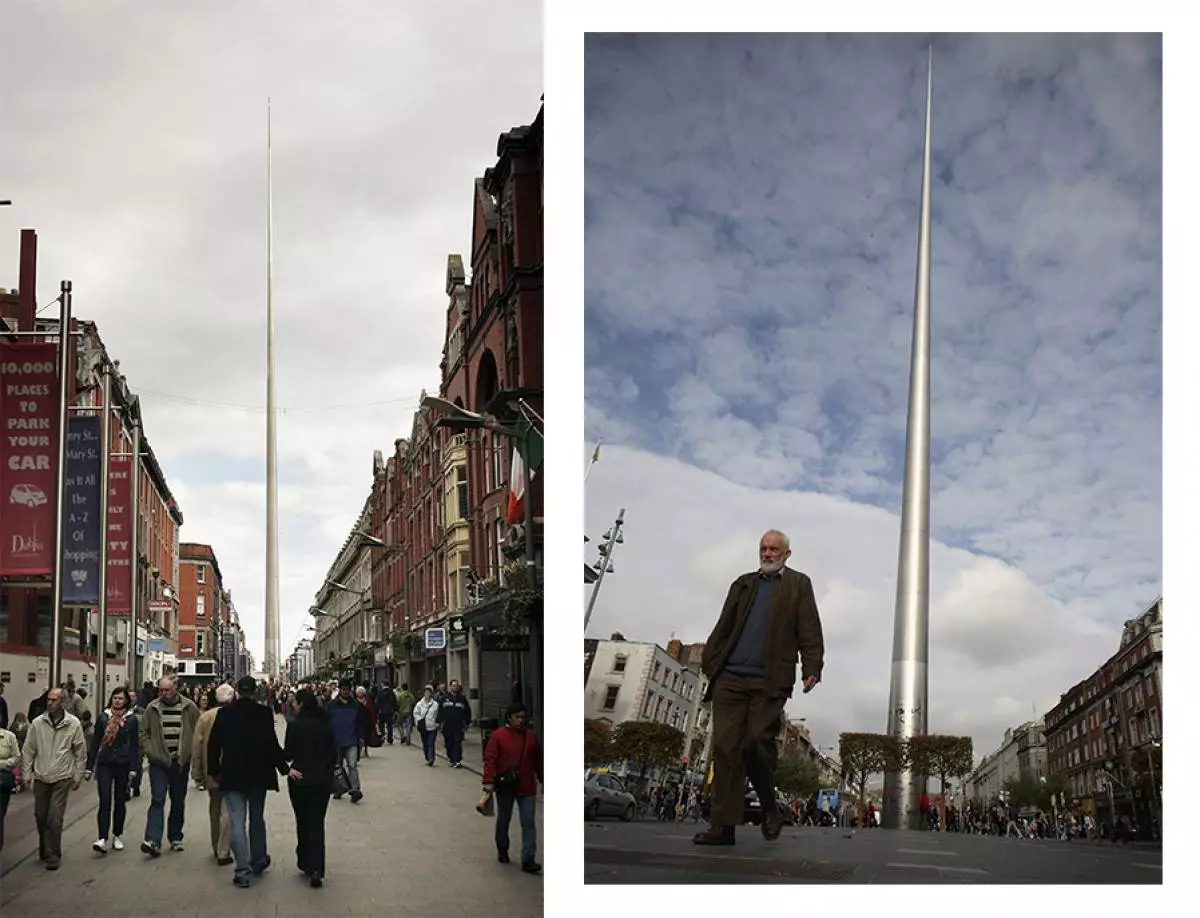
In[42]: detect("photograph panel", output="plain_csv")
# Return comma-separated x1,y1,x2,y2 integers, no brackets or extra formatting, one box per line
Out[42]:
581,31,1162,886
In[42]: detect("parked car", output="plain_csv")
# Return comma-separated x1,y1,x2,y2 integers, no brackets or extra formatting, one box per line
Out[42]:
585,772,637,822
743,788,796,826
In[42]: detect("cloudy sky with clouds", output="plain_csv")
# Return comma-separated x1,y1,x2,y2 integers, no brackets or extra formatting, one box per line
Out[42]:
2,1,542,667
583,33,1161,761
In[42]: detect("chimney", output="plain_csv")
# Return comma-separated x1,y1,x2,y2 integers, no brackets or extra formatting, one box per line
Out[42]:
666,639,682,661
18,228,37,330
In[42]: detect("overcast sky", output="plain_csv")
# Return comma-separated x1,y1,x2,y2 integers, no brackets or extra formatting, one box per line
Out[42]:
1,0,542,667
583,33,1161,762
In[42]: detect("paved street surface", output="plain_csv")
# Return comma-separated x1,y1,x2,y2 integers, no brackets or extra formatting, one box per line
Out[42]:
2,720,542,917
585,821,1162,884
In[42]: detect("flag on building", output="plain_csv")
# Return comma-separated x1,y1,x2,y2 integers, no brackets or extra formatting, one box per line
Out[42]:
507,422,544,524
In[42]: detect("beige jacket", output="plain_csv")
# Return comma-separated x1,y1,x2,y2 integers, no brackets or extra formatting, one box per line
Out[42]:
191,706,222,790
0,728,19,770
21,711,87,784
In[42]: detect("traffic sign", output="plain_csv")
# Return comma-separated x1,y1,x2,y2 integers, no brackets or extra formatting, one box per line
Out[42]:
425,627,447,650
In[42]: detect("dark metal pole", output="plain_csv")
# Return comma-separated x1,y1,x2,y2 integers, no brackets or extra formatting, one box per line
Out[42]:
95,362,112,715
127,418,141,689
48,281,73,690
523,425,540,736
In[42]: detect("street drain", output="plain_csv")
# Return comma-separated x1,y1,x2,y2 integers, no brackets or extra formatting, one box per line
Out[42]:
585,846,859,881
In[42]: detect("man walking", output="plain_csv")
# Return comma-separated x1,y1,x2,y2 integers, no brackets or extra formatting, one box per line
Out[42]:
326,680,368,803
438,679,472,768
20,687,87,869
140,676,200,856
207,675,289,888
375,682,396,745
693,529,824,847
192,682,234,865
396,682,415,745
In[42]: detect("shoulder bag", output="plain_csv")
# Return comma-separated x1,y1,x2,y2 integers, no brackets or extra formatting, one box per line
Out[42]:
494,730,527,793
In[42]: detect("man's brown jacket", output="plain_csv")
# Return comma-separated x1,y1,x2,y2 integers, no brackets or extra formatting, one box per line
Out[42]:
700,567,825,703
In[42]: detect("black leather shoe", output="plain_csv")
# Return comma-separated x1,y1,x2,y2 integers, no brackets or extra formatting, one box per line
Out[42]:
521,860,542,874
498,849,510,864
693,824,736,846
762,801,783,841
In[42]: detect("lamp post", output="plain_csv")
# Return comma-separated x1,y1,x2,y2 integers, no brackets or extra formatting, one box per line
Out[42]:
585,509,624,632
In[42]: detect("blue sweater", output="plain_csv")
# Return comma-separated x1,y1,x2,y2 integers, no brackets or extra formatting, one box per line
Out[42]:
327,697,363,749
725,576,776,676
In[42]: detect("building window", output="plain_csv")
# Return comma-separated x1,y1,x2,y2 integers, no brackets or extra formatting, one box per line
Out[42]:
613,655,627,673
602,686,619,710
196,631,205,656
457,466,468,521
196,565,205,584
196,594,205,619
653,660,662,682
642,691,654,716
491,435,504,493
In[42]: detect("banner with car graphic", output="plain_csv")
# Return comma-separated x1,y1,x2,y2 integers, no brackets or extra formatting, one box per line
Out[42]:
62,415,102,604
0,342,61,575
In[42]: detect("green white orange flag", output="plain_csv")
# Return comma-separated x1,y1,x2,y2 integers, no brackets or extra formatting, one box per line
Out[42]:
506,422,544,524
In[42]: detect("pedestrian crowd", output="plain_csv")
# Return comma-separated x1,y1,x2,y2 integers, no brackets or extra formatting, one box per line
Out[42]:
0,672,543,881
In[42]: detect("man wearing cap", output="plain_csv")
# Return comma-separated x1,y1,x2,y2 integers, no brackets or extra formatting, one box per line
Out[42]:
207,675,289,888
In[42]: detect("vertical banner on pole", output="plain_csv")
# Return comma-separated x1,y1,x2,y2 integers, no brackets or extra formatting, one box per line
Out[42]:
0,341,62,575
106,454,133,613
62,416,102,604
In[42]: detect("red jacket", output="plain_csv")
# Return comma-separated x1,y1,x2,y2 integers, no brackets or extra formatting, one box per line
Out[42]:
483,725,542,797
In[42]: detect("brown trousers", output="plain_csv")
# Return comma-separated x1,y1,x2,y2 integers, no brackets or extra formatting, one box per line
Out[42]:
207,787,231,858
33,779,73,865
709,672,787,827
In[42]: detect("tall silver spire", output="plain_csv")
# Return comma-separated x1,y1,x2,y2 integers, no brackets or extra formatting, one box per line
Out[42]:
882,47,933,830
264,97,281,681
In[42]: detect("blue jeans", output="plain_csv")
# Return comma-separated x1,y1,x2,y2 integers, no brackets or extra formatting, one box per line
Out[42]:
144,762,189,846
223,788,268,881
399,715,413,744
495,791,537,863
420,727,438,763
336,746,360,794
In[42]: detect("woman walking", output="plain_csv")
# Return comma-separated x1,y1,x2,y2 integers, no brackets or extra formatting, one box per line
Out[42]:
84,687,140,854
283,688,337,887
0,720,19,850
413,686,439,766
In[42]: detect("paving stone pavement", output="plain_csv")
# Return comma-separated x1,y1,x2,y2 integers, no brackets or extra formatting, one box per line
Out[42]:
1,717,543,917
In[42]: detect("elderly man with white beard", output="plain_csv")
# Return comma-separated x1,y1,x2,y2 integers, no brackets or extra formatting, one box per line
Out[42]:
693,529,826,847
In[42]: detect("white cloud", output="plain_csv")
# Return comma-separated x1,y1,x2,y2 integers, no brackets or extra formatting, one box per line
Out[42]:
584,445,1116,757
1,1,542,665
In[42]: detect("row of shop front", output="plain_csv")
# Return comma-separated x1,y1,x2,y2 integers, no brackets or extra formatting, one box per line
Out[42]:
311,594,539,730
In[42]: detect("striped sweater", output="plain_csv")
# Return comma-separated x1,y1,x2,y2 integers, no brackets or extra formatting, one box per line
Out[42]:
159,698,184,759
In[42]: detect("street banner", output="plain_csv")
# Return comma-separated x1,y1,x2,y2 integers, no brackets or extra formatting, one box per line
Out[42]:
222,633,236,675
62,416,102,604
0,342,61,575
106,454,133,613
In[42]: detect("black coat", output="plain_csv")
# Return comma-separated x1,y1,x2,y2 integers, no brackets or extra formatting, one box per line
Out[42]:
376,687,396,716
283,708,338,791
207,697,288,793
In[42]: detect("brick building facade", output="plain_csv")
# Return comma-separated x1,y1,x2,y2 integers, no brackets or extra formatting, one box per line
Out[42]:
1044,597,1163,830
2,264,184,714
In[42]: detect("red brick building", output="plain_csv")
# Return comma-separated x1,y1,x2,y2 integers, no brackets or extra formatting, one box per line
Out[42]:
2,258,184,711
1044,597,1163,829
359,102,544,723
177,542,228,674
